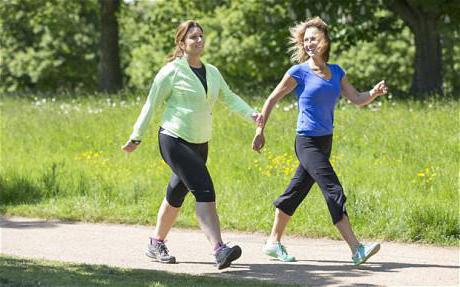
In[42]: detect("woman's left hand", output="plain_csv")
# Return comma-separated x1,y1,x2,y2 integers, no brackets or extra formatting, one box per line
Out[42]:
251,112,264,127
370,80,389,97
121,140,139,153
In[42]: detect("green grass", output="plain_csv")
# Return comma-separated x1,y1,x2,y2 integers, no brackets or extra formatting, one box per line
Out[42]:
1,94,459,245
0,255,288,287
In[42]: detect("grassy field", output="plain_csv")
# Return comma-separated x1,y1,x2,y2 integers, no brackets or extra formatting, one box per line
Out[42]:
1,94,459,245
0,255,287,287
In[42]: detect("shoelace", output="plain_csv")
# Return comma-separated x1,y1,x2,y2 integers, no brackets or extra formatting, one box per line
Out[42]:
213,241,231,255
157,242,170,256
277,243,288,255
353,244,365,258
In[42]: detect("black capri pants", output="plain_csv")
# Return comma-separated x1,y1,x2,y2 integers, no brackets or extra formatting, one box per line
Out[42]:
158,129,215,207
274,134,347,224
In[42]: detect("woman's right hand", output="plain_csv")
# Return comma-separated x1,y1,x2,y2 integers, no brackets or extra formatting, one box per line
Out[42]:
121,140,140,153
252,131,265,152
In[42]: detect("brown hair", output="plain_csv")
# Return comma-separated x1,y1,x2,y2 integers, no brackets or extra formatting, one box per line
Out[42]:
167,20,204,62
288,17,331,63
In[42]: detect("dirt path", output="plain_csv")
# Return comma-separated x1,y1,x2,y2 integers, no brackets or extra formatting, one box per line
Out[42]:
1,216,458,286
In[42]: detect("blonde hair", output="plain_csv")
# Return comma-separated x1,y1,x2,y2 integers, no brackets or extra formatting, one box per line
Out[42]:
167,20,204,62
288,17,331,63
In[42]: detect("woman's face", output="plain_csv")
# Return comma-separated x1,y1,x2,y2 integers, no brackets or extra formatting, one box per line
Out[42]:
181,27,205,56
303,27,325,58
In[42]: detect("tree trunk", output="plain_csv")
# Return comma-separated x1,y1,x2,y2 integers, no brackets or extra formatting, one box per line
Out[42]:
387,0,443,96
411,16,442,95
98,0,122,93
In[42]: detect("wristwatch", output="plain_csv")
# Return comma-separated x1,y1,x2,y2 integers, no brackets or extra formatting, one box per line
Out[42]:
130,140,141,145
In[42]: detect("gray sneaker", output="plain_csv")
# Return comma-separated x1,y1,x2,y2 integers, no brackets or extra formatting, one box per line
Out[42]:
145,239,176,264
214,244,242,270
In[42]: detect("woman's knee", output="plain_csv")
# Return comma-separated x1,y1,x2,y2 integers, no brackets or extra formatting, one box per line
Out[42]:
166,184,188,207
192,189,216,203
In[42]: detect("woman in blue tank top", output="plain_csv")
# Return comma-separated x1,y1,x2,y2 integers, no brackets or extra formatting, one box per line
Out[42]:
253,17,388,265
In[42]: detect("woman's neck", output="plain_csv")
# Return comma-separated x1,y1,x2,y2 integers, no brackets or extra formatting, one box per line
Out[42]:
184,54,202,68
307,56,326,69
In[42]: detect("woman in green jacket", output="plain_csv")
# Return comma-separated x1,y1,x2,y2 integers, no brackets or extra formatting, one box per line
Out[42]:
122,20,262,270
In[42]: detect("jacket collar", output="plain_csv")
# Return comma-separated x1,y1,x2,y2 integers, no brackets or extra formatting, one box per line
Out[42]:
176,57,212,97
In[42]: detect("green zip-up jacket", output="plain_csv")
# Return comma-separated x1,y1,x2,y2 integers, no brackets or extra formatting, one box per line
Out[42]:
130,57,256,144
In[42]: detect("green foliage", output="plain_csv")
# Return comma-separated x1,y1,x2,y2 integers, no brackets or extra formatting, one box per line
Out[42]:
204,0,293,94
1,95,458,245
0,0,145,93
0,0,458,97
441,15,460,96
335,26,414,94
0,0,99,93
119,0,218,90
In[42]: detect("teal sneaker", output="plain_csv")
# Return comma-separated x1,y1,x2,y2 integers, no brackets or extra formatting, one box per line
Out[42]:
263,241,296,262
352,243,380,265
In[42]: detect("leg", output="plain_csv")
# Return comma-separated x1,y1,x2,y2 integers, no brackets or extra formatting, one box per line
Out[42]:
153,173,189,240
272,153,316,243
153,198,181,241
159,134,222,249
196,202,223,248
145,133,197,264
296,135,359,253
158,133,241,268
146,174,187,264
263,153,315,262
263,206,296,262
268,208,291,243
335,214,360,253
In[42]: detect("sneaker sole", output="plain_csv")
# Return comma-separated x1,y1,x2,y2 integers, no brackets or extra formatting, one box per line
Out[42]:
217,246,242,270
354,244,381,266
145,251,176,264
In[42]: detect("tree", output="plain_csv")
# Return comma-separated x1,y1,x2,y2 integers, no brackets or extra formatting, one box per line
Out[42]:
0,0,99,93
388,0,442,94
98,0,122,93
119,0,218,90
386,0,444,95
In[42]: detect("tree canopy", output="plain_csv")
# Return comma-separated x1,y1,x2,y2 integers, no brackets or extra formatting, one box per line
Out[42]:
1,0,458,97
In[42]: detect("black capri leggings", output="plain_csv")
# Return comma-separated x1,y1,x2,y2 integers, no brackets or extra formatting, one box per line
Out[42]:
274,134,347,224
158,129,215,207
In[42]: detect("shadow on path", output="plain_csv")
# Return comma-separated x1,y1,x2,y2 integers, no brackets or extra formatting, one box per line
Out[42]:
0,217,63,229
179,259,459,286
